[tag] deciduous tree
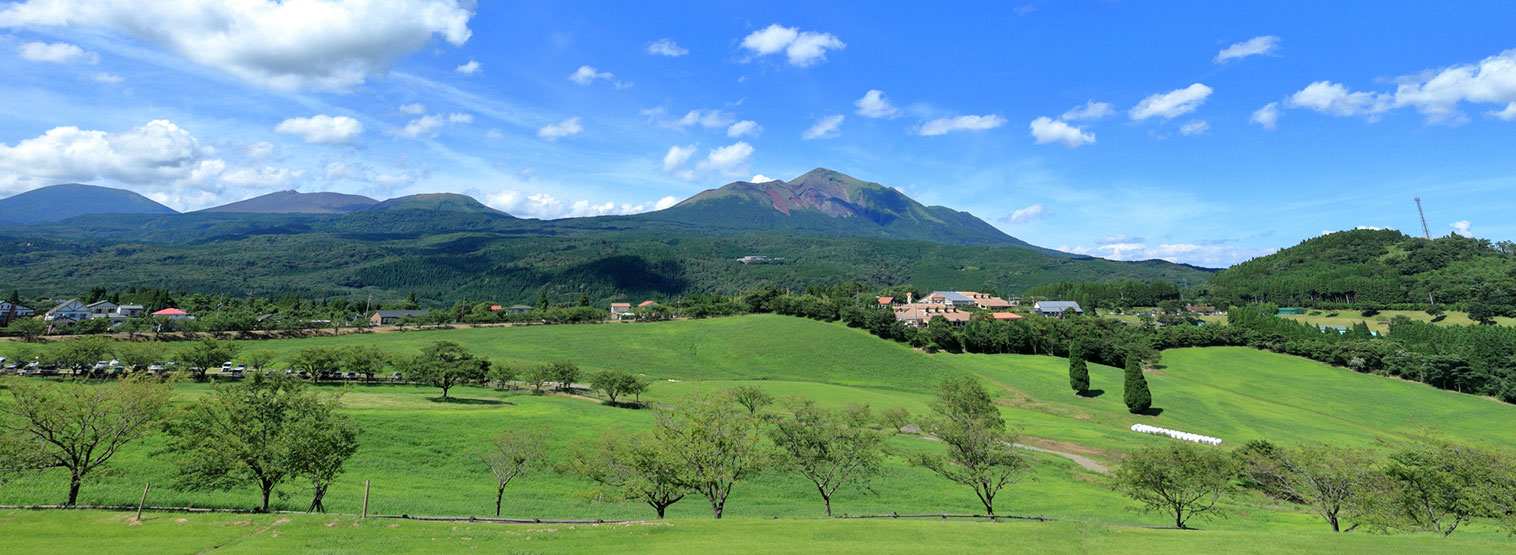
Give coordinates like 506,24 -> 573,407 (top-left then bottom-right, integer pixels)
729,385 -> 773,415
910,377 -> 1027,515
405,341 -> 488,399
656,393 -> 767,518
1112,442 -> 1237,528
1242,442 -> 1375,532
478,430 -> 545,517
769,399 -> 887,516
569,432 -> 687,518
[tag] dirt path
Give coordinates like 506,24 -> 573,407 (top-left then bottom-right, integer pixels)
902,426 -> 1109,474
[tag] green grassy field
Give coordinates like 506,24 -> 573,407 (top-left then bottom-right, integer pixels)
1101,308 -> 1514,332
3,315 -> 1514,551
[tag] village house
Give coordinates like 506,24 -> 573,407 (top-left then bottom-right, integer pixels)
43,299 -> 90,322
892,303 -> 973,328
610,303 -> 632,319
923,291 -> 976,307
86,300 -> 118,317
638,300 -> 660,308
991,312 -> 1024,321
0,301 -> 34,327
152,308 -> 195,321
876,296 -> 894,309
115,304 -> 145,318
1033,301 -> 1084,318
1186,304 -> 1218,315
965,292 -> 1013,310
506,304 -> 533,314
368,309 -> 428,326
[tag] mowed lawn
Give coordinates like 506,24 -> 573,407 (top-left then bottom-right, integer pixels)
5,315 -> 1516,550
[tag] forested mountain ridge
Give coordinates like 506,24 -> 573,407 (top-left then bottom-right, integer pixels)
201,190 -> 378,213
1206,229 -> 1516,309
0,184 -> 178,224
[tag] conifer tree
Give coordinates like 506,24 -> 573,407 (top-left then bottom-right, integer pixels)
1123,354 -> 1152,414
1068,343 -> 1090,394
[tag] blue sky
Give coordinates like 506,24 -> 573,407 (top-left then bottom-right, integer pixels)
2,1 -> 1514,267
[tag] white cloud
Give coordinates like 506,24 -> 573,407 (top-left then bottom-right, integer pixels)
695,142 -> 754,177
641,107 -> 737,130
242,141 -> 275,160
484,128 -> 504,139
1061,101 -> 1113,121
1489,103 -> 1516,121
0,120 -> 223,196
1179,120 -> 1210,135
739,24 -> 844,67
536,116 -> 583,141
646,38 -> 687,57
390,114 -> 445,138
1058,242 -> 1277,267
750,174 -> 779,183
275,115 -> 364,145
486,190 -> 681,219
399,103 -> 426,115
1251,102 -> 1280,130
1130,83 -> 1213,120
325,161 -> 368,180
726,120 -> 761,138
1003,203 -> 1047,223
919,114 -> 1006,136
0,0 -> 476,91
568,65 -> 614,85
447,113 -> 473,124
372,172 -> 416,189
17,41 -> 97,64
220,166 -> 304,189
1451,220 -> 1474,238
1215,35 -> 1281,63
661,144 -> 696,172
91,72 -> 122,83
802,114 -> 844,139
854,90 -> 901,118
1286,81 -> 1391,117
455,60 -> 481,74
1029,117 -> 1094,147
1283,49 -> 1516,124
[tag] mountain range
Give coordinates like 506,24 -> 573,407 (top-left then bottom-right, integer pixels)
0,183 -> 178,225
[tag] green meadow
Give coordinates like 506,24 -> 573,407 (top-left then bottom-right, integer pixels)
3,314 -> 1515,551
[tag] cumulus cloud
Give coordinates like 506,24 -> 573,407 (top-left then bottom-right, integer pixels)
455,60 -> 481,74
0,0 -> 476,91
695,141 -> 754,177
1029,117 -> 1094,147
275,115 -> 364,145
1451,220 -> 1474,238
646,38 -> 687,57
17,41 -> 97,64
802,114 -> 844,139
0,120 -> 223,196
568,65 -> 614,85
750,174 -> 779,183
1215,35 -> 1280,63
1130,83 -> 1213,120
919,114 -> 1006,136
661,144 -> 696,172
388,114 -> 469,139
1283,49 -> 1516,124
536,116 -> 583,141
1059,241 -> 1276,267
1001,203 -> 1048,224
486,190 -> 679,219
1251,102 -> 1281,130
854,89 -> 901,118
1061,101 -> 1113,121
739,23 -> 844,67
1179,120 -> 1210,135
727,120 -> 761,138
220,166 -> 304,189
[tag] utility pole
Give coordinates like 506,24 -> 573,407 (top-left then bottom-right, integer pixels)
1414,197 -> 1431,240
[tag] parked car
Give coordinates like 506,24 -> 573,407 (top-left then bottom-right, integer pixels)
391,372 -> 404,381
234,364 -> 248,372
221,362 -> 234,371
345,371 -> 359,380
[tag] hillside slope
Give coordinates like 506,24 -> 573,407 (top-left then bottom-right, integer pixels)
1207,229 -> 1516,307
201,190 -> 377,213
0,184 -> 178,224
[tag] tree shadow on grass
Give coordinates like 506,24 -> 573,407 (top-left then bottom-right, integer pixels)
428,397 -> 511,406
1076,389 -> 1105,398
603,400 -> 651,410
1132,407 -> 1164,416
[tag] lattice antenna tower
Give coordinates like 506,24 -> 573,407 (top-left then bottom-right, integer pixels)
1414,197 -> 1431,240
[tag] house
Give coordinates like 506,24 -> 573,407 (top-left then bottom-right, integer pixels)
991,312 -> 1024,320
876,296 -> 894,309
507,305 -> 533,314
923,291 -> 976,307
489,305 -> 504,311
892,303 -> 973,328
44,299 -> 90,322
0,302 -> 34,327
638,300 -> 660,308
610,303 -> 632,319
1033,301 -> 1084,318
86,300 -> 118,317
1185,304 -> 1218,315
962,292 -> 1013,310
151,308 -> 194,321
368,310 -> 428,326
115,304 -> 145,318
737,256 -> 785,264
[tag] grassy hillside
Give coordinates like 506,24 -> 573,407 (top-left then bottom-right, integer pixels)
6,315 -> 1516,551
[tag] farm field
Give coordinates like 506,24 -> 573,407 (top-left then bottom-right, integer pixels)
3,314 -> 1515,551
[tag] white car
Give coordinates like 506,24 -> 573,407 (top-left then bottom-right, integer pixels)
221,362 -> 234,371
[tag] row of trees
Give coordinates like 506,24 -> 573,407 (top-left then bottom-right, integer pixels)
0,374 -> 359,512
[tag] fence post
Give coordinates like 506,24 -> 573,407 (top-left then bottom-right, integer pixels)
361,480 -> 370,519
135,482 -> 151,521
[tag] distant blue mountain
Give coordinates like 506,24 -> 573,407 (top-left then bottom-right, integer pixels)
0,184 -> 178,224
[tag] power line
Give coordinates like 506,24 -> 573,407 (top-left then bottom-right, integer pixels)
1414,197 -> 1431,240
